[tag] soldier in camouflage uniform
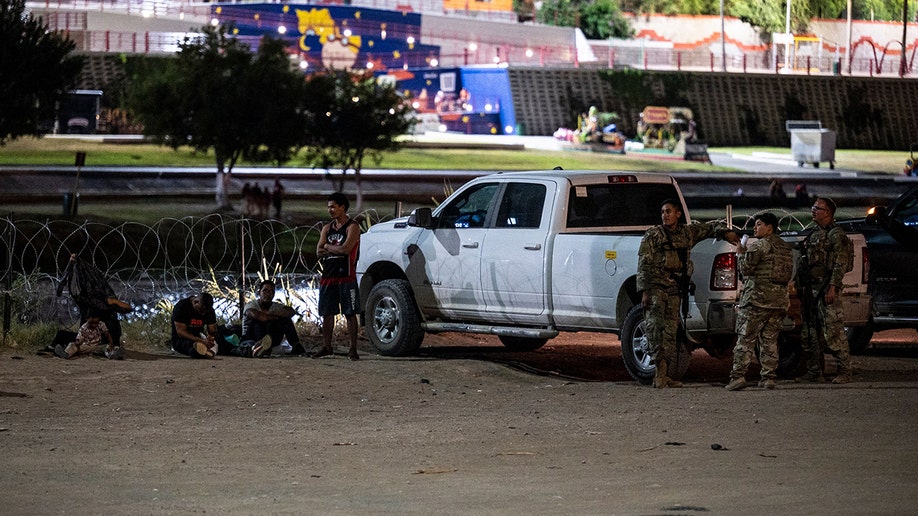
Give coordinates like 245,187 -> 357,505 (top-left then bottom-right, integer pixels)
726,213 -> 793,391
637,199 -> 739,388
795,197 -> 854,384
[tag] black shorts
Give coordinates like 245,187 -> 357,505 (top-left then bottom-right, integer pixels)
318,282 -> 359,316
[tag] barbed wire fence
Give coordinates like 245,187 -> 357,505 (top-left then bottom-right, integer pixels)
0,210 -> 388,350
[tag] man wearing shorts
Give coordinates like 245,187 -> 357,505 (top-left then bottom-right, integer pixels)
315,192 -> 361,360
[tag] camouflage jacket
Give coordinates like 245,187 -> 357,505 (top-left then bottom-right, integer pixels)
797,222 -> 850,291
738,233 -> 792,310
637,221 -> 728,292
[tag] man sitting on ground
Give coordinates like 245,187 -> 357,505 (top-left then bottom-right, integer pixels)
242,280 -> 307,356
171,292 -> 269,358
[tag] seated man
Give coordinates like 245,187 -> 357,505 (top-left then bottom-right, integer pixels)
242,280 -> 307,356
171,292 -> 269,359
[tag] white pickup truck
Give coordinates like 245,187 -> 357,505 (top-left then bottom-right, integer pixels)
356,170 -> 870,383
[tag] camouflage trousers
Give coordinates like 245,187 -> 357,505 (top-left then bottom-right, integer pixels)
800,290 -> 852,376
731,306 -> 784,380
643,288 -> 681,365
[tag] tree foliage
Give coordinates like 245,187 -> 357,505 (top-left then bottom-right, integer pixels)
728,0 -> 791,34
537,0 -> 634,39
301,70 -> 416,211
581,0 -> 635,39
125,25 -> 307,208
0,0 -> 83,145
725,0 -> 915,34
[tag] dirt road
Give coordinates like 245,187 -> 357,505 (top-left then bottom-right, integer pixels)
2,331 -> 918,515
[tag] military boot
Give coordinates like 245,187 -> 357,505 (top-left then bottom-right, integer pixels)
725,377 -> 747,391
664,362 -> 684,388
652,362 -> 668,388
794,372 -> 825,383
653,361 -> 683,388
832,370 -> 854,384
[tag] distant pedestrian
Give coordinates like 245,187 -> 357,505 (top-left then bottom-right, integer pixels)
272,179 -> 284,218
795,183 -> 809,207
242,182 -> 252,216
769,179 -> 785,201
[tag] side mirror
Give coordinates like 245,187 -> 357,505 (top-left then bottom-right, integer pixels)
865,206 -> 888,226
408,207 -> 434,229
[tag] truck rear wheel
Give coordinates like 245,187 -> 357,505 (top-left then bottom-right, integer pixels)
845,324 -> 874,354
498,336 -> 548,351
365,279 -> 424,356
620,305 -> 691,384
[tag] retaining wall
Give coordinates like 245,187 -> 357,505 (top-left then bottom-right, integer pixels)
508,68 -> 918,150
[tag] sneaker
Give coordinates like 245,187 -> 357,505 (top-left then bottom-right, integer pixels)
54,344 -> 70,359
252,335 -> 272,358
758,378 -> 776,390
794,373 -> 825,383
193,342 -> 215,358
725,378 -> 747,391
348,350 -> 360,361
106,346 -> 125,360
832,374 -> 852,384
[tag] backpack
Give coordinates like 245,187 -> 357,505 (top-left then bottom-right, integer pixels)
769,239 -> 794,285
830,227 -> 855,274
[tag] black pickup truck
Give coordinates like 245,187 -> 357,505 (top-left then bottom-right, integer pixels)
841,185 -> 918,352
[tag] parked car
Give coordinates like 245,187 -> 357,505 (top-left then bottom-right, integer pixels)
840,185 -> 918,352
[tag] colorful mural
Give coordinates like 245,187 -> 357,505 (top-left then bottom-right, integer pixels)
212,3 -> 440,70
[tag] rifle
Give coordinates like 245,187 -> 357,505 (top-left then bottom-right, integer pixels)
797,252 -> 827,353
674,246 -> 693,327
662,229 -> 694,328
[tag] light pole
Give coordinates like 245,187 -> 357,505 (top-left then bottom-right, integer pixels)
720,0 -> 726,71
847,0 -> 852,73
784,0 -> 792,71
901,0 -> 909,76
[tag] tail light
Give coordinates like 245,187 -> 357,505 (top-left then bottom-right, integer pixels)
711,252 -> 737,291
861,246 -> 869,284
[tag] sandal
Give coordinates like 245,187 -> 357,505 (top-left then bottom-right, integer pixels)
311,348 -> 334,358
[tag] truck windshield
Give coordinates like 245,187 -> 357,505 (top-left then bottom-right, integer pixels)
567,183 -> 680,228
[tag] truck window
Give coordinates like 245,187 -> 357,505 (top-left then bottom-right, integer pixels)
437,183 -> 500,228
495,183 -> 546,228
567,183 -> 680,228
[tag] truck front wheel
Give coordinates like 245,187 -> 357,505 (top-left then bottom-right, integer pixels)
365,279 -> 424,356
620,305 -> 691,384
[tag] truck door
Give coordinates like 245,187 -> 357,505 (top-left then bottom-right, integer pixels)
480,182 -> 551,323
867,187 -> 918,318
416,182 -> 500,318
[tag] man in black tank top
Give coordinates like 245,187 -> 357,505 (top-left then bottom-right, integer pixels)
315,192 -> 361,360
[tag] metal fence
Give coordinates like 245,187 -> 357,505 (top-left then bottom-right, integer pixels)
0,212 -> 383,344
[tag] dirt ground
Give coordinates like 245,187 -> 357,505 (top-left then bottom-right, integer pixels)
2,329 -> 918,515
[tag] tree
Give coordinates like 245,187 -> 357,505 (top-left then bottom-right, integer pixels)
537,0 -> 634,39
0,0 -> 83,145
125,25 -> 307,209
581,0 -> 635,39
728,0 -> 789,34
301,70 -> 416,212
